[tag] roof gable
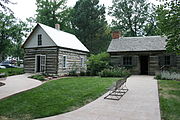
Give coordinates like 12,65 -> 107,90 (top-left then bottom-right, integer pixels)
23,25 -> 56,48
23,23 -> 89,52
107,36 -> 167,52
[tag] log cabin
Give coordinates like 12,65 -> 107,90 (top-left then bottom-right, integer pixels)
107,32 -> 180,75
22,23 -> 89,76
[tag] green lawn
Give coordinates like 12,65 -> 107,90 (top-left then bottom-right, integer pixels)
0,77 -> 119,120
158,80 -> 180,120
0,68 -> 24,77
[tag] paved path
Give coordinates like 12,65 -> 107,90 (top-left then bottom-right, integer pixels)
38,75 -> 161,120
0,74 -> 42,99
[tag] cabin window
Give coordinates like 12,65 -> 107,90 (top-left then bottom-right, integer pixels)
123,56 -> 132,66
164,55 -> 170,65
63,56 -> 67,68
38,34 -> 42,46
80,57 -> 84,67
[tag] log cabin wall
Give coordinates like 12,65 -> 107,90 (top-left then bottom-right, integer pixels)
109,51 -> 180,75
57,48 -> 87,76
24,47 -> 58,74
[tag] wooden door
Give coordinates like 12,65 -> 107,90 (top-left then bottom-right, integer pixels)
36,55 -> 46,73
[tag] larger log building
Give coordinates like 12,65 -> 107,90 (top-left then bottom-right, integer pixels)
107,32 -> 180,75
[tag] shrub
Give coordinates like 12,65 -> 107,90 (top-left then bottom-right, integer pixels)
30,74 -> 46,81
155,71 -> 180,80
87,52 -> 110,76
69,70 -> 78,76
80,71 -> 86,76
99,67 -> 131,77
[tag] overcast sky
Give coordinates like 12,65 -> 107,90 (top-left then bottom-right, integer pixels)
8,0 -> 162,21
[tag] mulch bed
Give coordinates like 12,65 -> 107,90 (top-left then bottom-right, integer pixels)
0,82 -> 5,87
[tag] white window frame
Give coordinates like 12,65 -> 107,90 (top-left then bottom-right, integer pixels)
35,54 -> 46,73
62,55 -> 67,68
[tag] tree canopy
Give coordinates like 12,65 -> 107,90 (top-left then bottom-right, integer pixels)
156,0 -> 180,53
109,0 -> 157,37
71,0 -> 111,54
36,0 -> 72,33
0,13 -> 29,61
0,0 -> 14,12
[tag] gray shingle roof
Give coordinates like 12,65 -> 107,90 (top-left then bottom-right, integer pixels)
107,36 -> 167,52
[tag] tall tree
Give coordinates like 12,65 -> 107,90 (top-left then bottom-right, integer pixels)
0,13 -> 28,61
156,0 -> 180,53
0,13 -> 15,61
0,0 -> 14,12
11,21 -> 30,60
109,0 -> 157,37
36,0 -> 72,32
71,0 -> 111,54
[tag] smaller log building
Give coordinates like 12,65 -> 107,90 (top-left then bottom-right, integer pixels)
107,32 -> 180,75
22,23 -> 89,76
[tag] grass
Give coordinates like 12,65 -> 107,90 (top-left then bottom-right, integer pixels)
0,77 -> 119,120
0,68 -> 24,77
158,80 -> 180,120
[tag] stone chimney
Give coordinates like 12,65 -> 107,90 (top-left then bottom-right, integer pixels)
55,24 -> 60,30
112,31 -> 121,39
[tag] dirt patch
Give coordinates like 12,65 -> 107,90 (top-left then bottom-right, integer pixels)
161,93 -> 180,99
160,87 -> 178,91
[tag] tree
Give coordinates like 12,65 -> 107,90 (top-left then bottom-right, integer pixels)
0,0 -> 14,12
11,21 -> 30,60
156,0 -> 180,53
36,0 -> 72,32
0,13 -> 14,60
109,0 -> 157,37
71,0 -> 111,54
0,13 -> 29,61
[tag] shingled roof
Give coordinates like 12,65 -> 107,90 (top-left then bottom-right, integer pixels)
23,23 -> 89,52
107,36 -> 167,52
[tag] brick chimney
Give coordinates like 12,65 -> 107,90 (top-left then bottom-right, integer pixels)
112,31 -> 121,39
55,24 -> 60,30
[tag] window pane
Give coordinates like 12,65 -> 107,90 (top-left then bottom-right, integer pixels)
123,56 -> 132,66
63,56 -> 66,67
165,56 -> 170,65
81,57 -> 84,67
38,34 -> 42,46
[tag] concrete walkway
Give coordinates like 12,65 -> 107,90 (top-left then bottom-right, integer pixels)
0,74 -> 42,99
38,75 -> 161,120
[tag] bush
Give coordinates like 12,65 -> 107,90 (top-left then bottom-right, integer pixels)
155,71 -> 180,80
69,70 -> 78,76
87,52 -> 110,76
80,71 -> 86,76
30,74 -> 46,81
99,67 -> 131,77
